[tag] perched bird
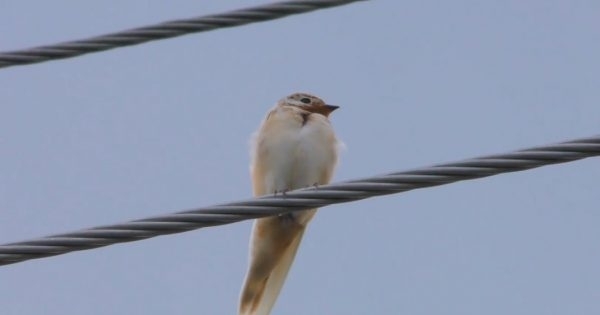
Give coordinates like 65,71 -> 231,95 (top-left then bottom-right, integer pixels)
239,93 -> 340,315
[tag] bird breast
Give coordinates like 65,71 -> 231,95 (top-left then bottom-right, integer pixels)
251,107 -> 338,196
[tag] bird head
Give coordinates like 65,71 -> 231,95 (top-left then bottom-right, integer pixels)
278,93 -> 339,117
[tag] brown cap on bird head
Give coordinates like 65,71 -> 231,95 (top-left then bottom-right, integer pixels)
283,93 -> 339,117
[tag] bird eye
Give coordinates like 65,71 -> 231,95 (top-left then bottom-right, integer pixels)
300,98 -> 311,104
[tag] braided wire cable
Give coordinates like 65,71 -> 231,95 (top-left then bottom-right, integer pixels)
0,0 -> 366,69
1,135 -> 598,266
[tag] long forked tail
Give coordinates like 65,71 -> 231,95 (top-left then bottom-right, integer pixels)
239,228 -> 306,315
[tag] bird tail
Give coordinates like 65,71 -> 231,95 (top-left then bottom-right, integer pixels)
239,224 -> 307,315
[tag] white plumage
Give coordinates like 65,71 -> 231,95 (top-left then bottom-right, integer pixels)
239,93 -> 339,315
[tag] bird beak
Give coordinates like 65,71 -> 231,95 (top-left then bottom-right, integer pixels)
307,104 -> 339,117
324,104 -> 339,115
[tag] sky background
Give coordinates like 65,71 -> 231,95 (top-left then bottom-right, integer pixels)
1,1 -> 599,314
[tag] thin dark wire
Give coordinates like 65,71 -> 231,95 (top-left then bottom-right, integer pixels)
1,135 -> 598,266
0,0 -> 366,69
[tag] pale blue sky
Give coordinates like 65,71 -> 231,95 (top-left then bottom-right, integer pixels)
1,1 -> 599,314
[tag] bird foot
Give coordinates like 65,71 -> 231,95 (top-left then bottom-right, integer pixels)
273,188 -> 290,197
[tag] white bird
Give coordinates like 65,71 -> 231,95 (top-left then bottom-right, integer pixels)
239,93 -> 340,315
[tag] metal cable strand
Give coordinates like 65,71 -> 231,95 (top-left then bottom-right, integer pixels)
0,0 -> 366,69
1,135 -> 598,266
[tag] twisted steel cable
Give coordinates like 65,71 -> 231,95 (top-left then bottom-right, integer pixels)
0,0 -> 366,69
1,135 -> 598,266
